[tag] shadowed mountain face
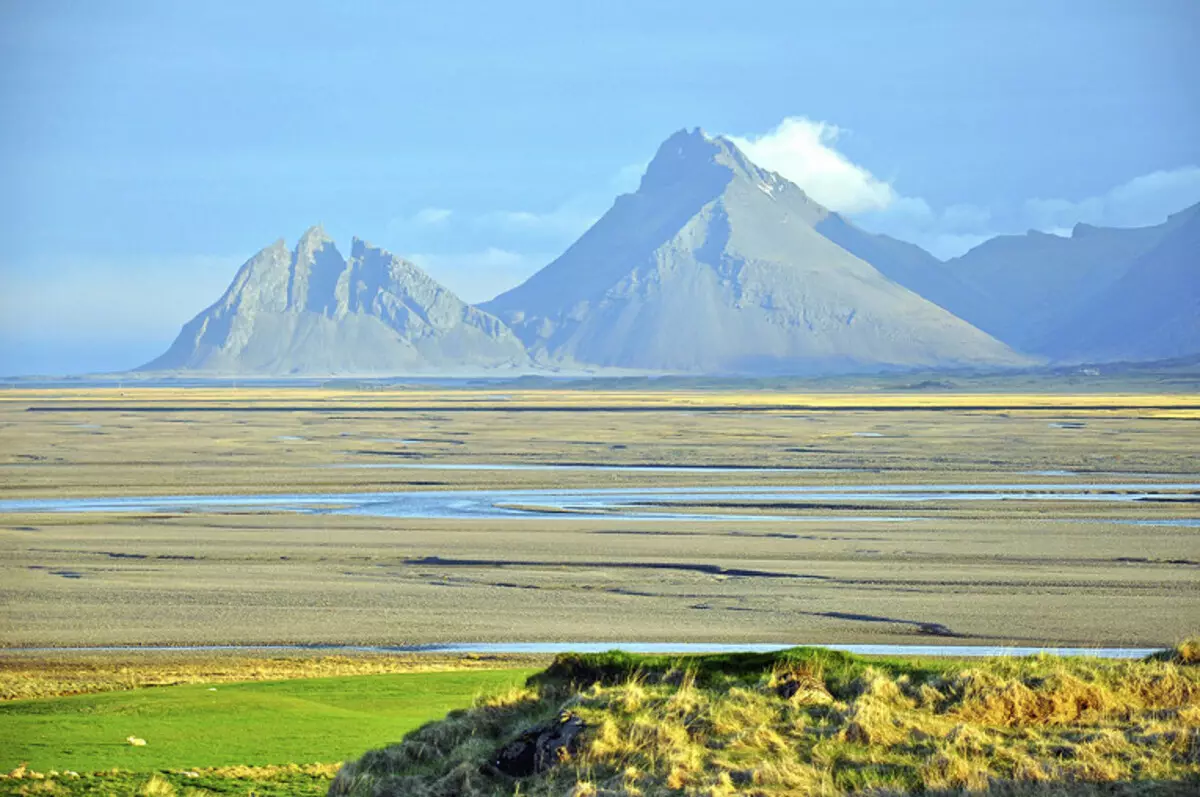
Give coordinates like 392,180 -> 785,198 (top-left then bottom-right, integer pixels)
481,129 -> 1025,373
1038,210 -> 1200,363
141,228 -> 529,374
812,213 -> 988,322
805,201 -> 1199,365
938,207 -> 1197,354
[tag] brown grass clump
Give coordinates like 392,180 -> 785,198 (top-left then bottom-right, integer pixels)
1161,638 -> 1200,666
136,775 -> 179,797
329,647 -> 1200,796
0,763 -> 338,796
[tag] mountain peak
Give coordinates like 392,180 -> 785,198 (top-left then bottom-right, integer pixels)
483,126 -> 1023,373
638,127 -> 777,205
297,224 -> 332,247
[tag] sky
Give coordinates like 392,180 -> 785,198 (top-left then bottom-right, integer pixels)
1,0 -> 1198,375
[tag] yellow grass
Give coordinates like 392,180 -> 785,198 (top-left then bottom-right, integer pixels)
330,648 -> 1200,796
3,386 -> 1200,412
0,652 -> 545,701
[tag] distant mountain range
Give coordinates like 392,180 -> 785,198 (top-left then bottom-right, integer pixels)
828,202 -> 1198,359
142,129 -> 1198,375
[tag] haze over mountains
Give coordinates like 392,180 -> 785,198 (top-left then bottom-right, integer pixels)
143,130 -> 1198,376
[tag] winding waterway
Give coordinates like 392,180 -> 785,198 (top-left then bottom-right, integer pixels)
2,481 -> 1197,523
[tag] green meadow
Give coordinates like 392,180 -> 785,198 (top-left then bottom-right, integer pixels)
0,668 -> 536,795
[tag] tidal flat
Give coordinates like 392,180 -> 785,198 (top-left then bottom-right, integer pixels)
1,387 -> 1197,650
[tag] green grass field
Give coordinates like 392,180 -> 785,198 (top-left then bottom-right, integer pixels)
0,668 -> 536,774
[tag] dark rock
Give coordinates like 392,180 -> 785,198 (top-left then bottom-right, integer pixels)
729,769 -> 755,786
493,713 -> 587,777
773,673 -> 833,704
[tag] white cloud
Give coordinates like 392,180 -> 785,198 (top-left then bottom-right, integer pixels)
731,117 -> 1200,259
1022,167 -> 1200,232
727,117 -> 896,213
855,165 -> 1200,259
407,248 -> 551,304
411,207 -> 453,226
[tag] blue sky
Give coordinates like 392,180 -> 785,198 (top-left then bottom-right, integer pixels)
2,0 -> 1198,375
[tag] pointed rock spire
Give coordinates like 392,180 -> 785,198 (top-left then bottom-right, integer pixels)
141,227 -> 529,374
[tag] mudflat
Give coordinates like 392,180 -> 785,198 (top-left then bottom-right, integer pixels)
1,387 -> 1197,649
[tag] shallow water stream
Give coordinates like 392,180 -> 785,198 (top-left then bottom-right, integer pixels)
2,482 -> 1197,522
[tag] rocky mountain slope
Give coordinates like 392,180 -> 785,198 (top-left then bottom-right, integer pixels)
1037,209 -> 1199,363
141,227 -> 529,374
481,129 -> 1025,373
940,206 -> 1196,353
812,202 -> 1198,364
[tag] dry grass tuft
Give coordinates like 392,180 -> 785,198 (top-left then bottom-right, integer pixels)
330,647 -> 1200,796
1165,638 -> 1200,666
136,775 -> 178,797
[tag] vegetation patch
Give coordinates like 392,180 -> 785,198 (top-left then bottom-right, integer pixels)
0,652 -> 543,701
0,669 -> 537,773
332,643 -> 1200,796
0,764 -> 338,796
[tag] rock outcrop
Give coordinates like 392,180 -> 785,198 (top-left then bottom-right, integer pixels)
141,227 -> 529,374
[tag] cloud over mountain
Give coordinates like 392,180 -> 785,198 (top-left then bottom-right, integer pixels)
727,118 -> 895,214
729,117 -> 1200,260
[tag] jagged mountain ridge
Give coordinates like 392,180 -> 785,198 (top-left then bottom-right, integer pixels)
142,227 -> 529,374
798,199 -> 1199,364
481,129 -> 1026,373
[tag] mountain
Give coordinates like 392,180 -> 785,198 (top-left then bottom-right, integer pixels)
142,227 -> 529,374
481,129 -> 1025,374
937,206 -> 1197,352
1038,209 -> 1200,363
812,212 -> 987,319
815,202 -> 1198,363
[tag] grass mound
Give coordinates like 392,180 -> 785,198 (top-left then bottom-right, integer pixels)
331,647 -> 1200,796
1150,638 -> 1200,667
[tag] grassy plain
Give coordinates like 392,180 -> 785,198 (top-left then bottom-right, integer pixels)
0,668 -> 537,772
0,651 -> 546,701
